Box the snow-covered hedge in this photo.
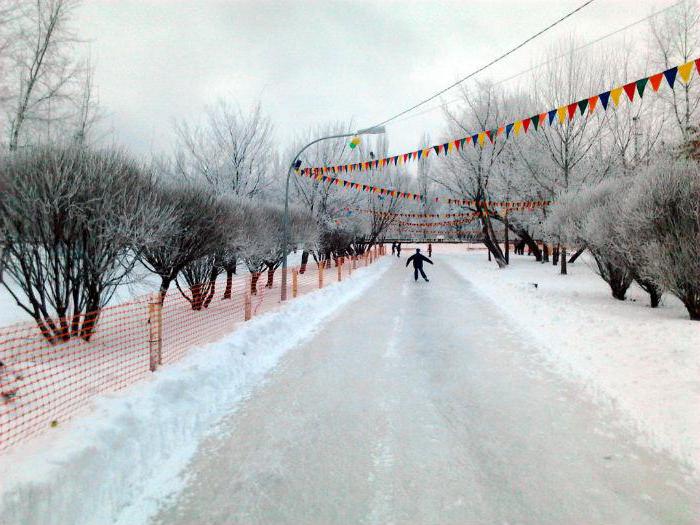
[545,158,700,320]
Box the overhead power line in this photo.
[390,0,685,126]
[369,0,597,129]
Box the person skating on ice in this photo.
[406,248,433,282]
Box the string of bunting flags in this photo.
[298,57,700,176]
[348,208,488,218]
[396,216,480,227]
[297,168,551,208]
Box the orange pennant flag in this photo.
[649,73,663,92]
[588,95,598,113]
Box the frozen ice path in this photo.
[153,256,699,525]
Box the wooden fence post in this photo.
[244,292,252,321]
[148,294,163,372]
[319,261,324,289]
[292,269,298,298]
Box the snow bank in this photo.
[0,257,390,525]
[445,253,700,475]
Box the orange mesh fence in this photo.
[0,247,386,453]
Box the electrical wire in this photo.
[389,0,685,126]
[369,0,597,129]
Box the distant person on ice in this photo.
[427,243,432,258]
[396,243,402,258]
[406,248,433,282]
[391,242,396,256]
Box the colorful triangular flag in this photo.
[663,67,678,89]
[636,77,649,98]
[678,61,694,84]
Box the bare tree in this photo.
[514,39,609,274]
[436,81,511,267]
[139,180,228,304]
[0,146,172,342]
[4,0,84,151]
[239,202,317,294]
[649,0,700,142]
[174,100,273,198]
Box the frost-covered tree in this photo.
[436,81,512,267]
[514,40,609,273]
[240,203,317,294]
[0,146,171,342]
[2,0,97,150]
[648,0,700,143]
[621,159,700,319]
[139,180,229,304]
[174,101,273,198]
[546,180,633,300]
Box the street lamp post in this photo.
[280,126,385,301]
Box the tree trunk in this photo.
[266,265,275,288]
[202,278,217,309]
[250,272,260,295]
[223,269,234,299]
[158,276,172,304]
[492,214,542,261]
[191,284,204,311]
[634,276,663,308]
[552,244,560,266]
[480,213,507,268]
[504,213,510,264]
[684,297,700,320]
[300,250,309,274]
[568,247,585,264]
[542,243,549,263]
[560,246,567,275]
[593,254,632,301]
[80,307,101,342]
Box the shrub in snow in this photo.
[621,159,700,320]
[547,180,633,301]
[0,146,170,342]
[239,203,318,294]
[139,181,228,304]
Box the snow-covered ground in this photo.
[444,251,700,474]
[1,248,697,525]
[0,257,390,525]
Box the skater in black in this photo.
[406,248,433,281]
[391,242,396,256]
[396,243,402,258]
[427,243,432,258]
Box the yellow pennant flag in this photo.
[678,61,694,84]
[513,121,523,136]
[557,106,566,124]
[447,141,454,153]
[610,87,623,107]
[478,132,485,146]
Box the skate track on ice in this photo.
[153,256,699,525]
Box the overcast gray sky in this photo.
[76,0,679,159]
